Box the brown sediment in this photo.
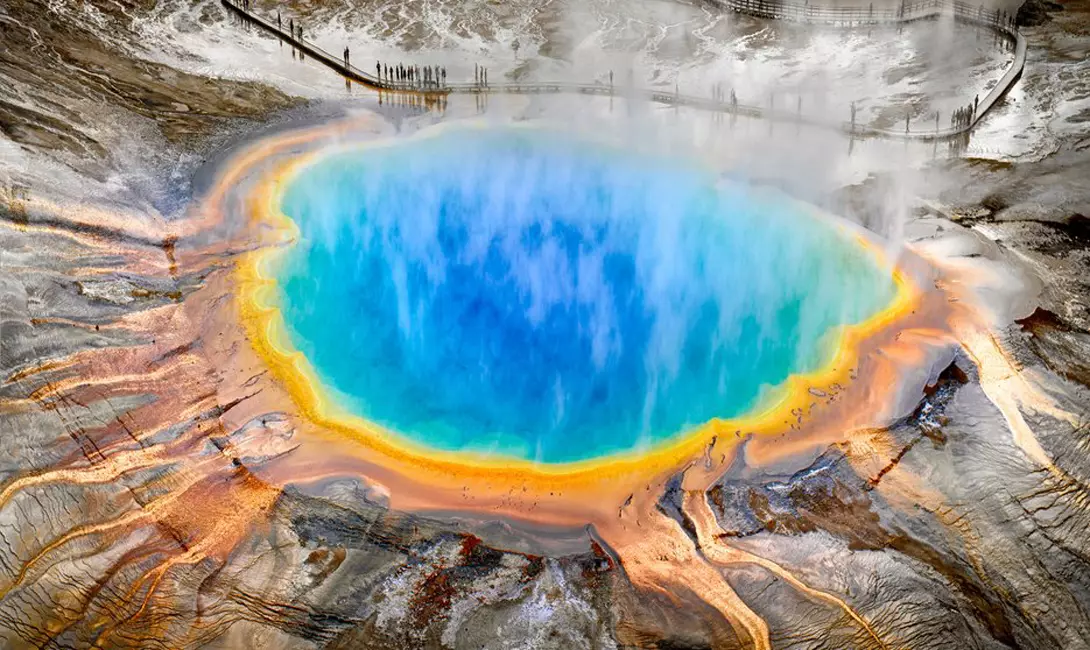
[684,490,889,649]
[2,110,1039,648]
[229,118,938,528]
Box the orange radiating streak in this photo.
[0,412,218,512]
[952,319,1075,470]
[0,453,230,596]
[684,490,890,649]
[90,472,281,648]
[607,510,772,650]
[0,446,169,511]
[1,508,151,598]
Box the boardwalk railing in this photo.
[712,0,1017,29]
[711,0,1026,138]
[221,0,1025,141]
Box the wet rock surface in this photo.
[2,0,1090,649]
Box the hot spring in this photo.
[259,126,900,465]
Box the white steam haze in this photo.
[280,128,896,456]
[2,0,1031,458]
[8,0,1026,226]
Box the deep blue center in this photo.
[273,128,896,463]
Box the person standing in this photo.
[277,11,281,31]
[344,46,350,67]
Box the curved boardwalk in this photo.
[221,0,1025,141]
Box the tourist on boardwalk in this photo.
[277,11,281,31]
[289,18,293,38]
[377,61,381,79]
[344,46,350,67]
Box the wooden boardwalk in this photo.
[221,0,1025,141]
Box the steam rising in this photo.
[275,127,897,462]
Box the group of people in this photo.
[711,84,738,109]
[375,62,448,88]
[475,64,489,88]
[275,12,302,40]
[951,95,979,129]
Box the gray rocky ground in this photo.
[1,0,1090,648]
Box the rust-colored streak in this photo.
[684,490,891,649]
[600,512,771,650]
[5,112,1051,648]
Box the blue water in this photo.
[274,128,897,463]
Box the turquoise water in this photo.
[274,128,897,463]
